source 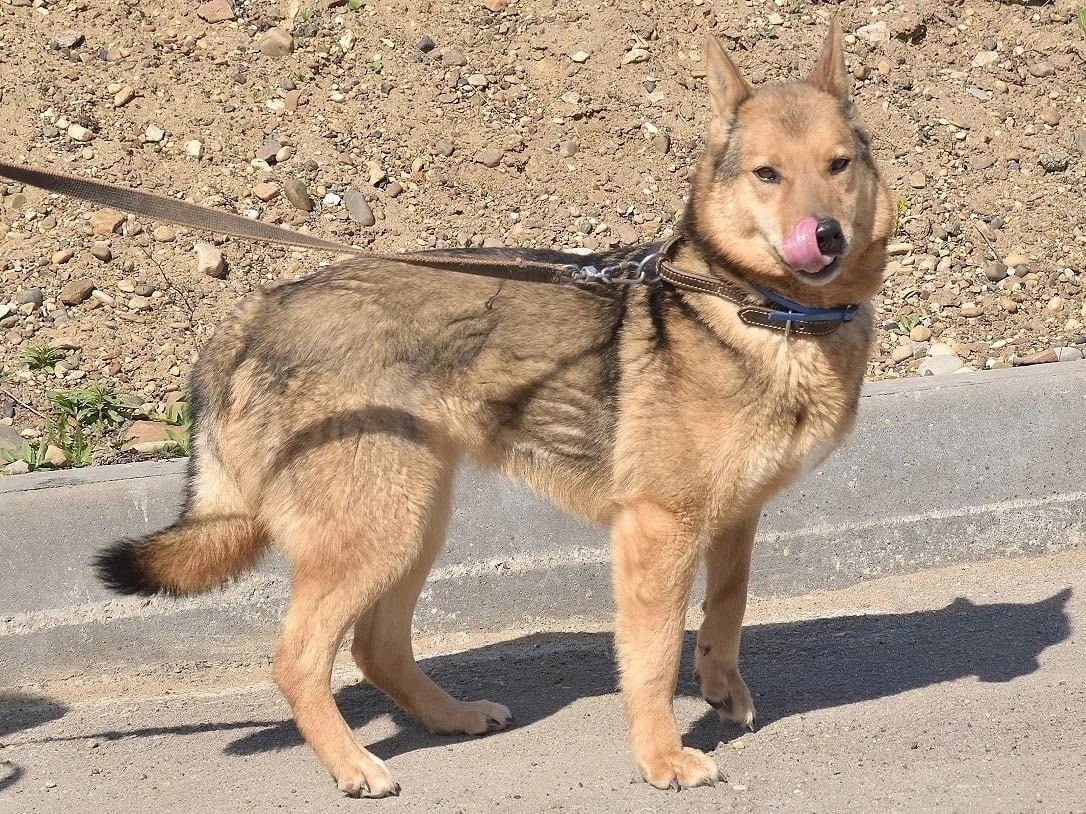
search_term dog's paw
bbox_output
[335,754,400,799]
[640,747,722,790]
[426,699,513,737]
[696,657,756,729]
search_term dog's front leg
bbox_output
[695,511,760,729]
[612,500,722,789]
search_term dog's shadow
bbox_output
[227,588,1072,759]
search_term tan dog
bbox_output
[97,23,894,797]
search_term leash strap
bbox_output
[0,160,857,335]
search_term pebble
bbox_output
[153,225,176,243]
[971,51,999,68]
[5,460,30,476]
[129,295,152,311]
[322,192,341,206]
[570,50,590,63]
[283,178,313,211]
[908,172,927,189]
[622,48,650,65]
[652,132,671,155]
[117,279,136,294]
[90,242,112,262]
[259,28,294,58]
[1037,146,1070,173]
[1040,107,1061,127]
[1046,296,1063,313]
[1000,297,1019,313]
[67,124,94,142]
[194,242,225,277]
[196,0,235,23]
[16,288,44,307]
[253,182,279,202]
[435,138,455,157]
[255,138,281,164]
[442,50,468,67]
[43,445,67,467]
[416,35,436,53]
[386,182,402,198]
[959,303,983,318]
[918,355,964,377]
[185,140,204,159]
[890,345,913,364]
[483,0,507,10]
[144,124,165,143]
[1027,61,1055,78]
[60,279,95,305]
[122,420,174,451]
[1003,253,1029,269]
[54,30,85,49]
[52,248,75,265]
[88,209,125,235]
[559,140,579,158]
[928,342,956,357]
[984,261,1008,282]
[475,148,502,168]
[344,190,375,226]
[909,325,932,342]
[113,86,135,107]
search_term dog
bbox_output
[96,22,894,797]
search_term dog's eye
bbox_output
[829,157,851,174]
[753,166,778,183]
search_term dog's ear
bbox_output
[706,35,752,121]
[806,19,849,101]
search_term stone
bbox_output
[16,288,43,307]
[959,303,983,318]
[918,355,964,377]
[253,182,279,202]
[570,50,590,63]
[1040,107,1061,127]
[442,49,468,67]
[283,178,313,211]
[344,190,375,226]
[908,172,927,189]
[153,225,175,243]
[1003,253,1029,269]
[622,48,650,65]
[928,342,956,357]
[1046,296,1064,313]
[67,124,94,142]
[435,138,455,157]
[1027,61,1055,78]
[52,248,75,265]
[475,148,502,168]
[0,425,24,454]
[185,140,204,158]
[122,420,174,451]
[971,51,999,68]
[4,460,30,476]
[43,445,67,467]
[559,140,579,158]
[255,138,281,163]
[416,35,436,53]
[652,132,671,155]
[855,22,889,43]
[483,0,507,11]
[54,30,85,49]
[129,295,152,311]
[90,243,112,262]
[196,0,235,23]
[890,345,913,364]
[60,279,96,305]
[113,86,135,107]
[1037,147,1070,173]
[194,242,225,278]
[909,325,932,342]
[144,124,165,142]
[259,28,294,58]
[984,261,1008,282]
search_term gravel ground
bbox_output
[1,0,1085,465]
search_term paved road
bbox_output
[2,547,1083,813]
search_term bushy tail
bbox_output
[95,513,267,596]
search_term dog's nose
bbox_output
[815,218,846,256]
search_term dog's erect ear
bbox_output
[706,35,752,121]
[806,19,849,101]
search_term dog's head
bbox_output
[684,22,895,306]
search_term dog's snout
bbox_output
[815,218,846,256]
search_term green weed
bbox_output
[19,344,66,372]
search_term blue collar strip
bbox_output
[753,286,858,325]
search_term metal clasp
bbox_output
[568,251,661,286]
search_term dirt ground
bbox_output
[1,0,1085,462]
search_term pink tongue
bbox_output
[781,217,834,273]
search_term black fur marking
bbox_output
[599,286,630,413]
[94,538,160,596]
[647,284,670,349]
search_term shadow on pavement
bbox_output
[0,691,69,792]
[223,588,1071,759]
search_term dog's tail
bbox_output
[95,448,268,597]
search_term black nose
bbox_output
[815,218,846,256]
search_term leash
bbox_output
[0,160,856,335]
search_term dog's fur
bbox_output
[97,24,894,797]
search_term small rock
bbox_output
[255,138,281,163]
[90,243,112,262]
[60,279,96,305]
[652,132,671,155]
[122,420,175,451]
[366,161,387,186]
[442,49,468,67]
[322,192,342,206]
[5,460,30,476]
[89,209,125,235]
[890,345,913,364]
[113,86,135,107]
[344,190,375,226]
[908,171,927,189]
[52,248,75,265]
[117,279,136,294]
[283,178,313,211]
[909,325,932,342]
[481,236,505,248]
[1037,146,1070,173]
[196,0,235,23]
[153,225,175,243]
[0,426,24,454]
[615,223,638,245]
[467,73,489,88]
[984,261,1008,282]
[67,124,94,142]
[855,22,889,43]
[570,50,590,63]
[253,182,279,202]
[971,51,999,69]
[1027,61,1055,78]
[55,31,85,49]
[144,124,165,143]
[129,295,152,311]
[16,288,44,307]
[559,140,579,158]
[1003,253,1029,269]
[259,28,294,58]
[918,355,964,377]
[959,303,983,318]
[1039,107,1061,127]
[475,148,502,168]
[482,0,507,11]
[43,445,67,467]
[1000,297,1019,313]
[928,342,956,357]
[435,138,455,157]
[622,48,650,65]
[1046,296,1064,313]
[416,35,436,53]
[194,242,225,277]
[1013,347,1083,366]
[275,146,293,163]
[185,140,204,159]
[767,12,784,25]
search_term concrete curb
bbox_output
[2,364,1084,686]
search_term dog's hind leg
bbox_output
[350,463,512,736]
[695,510,759,729]
[269,434,453,798]
[612,499,722,789]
